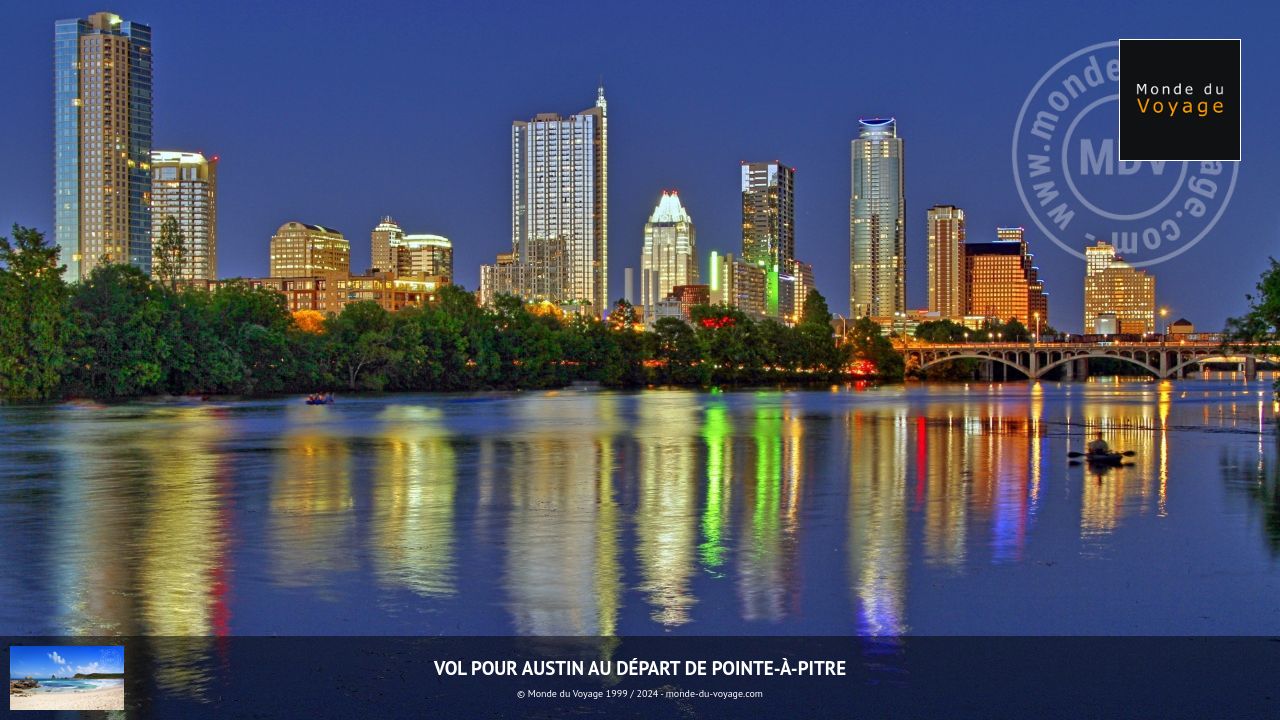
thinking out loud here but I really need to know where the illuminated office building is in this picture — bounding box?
[964,229,1049,327]
[926,205,965,319]
[850,117,905,318]
[397,235,453,280]
[370,217,453,282]
[641,191,697,319]
[741,162,795,270]
[741,162,796,319]
[370,216,404,272]
[150,150,217,281]
[1083,240,1155,334]
[484,86,608,314]
[54,11,153,280]
[269,221,349,277]
[708,251,767,319]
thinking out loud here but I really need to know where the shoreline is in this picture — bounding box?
[9,684,125,711]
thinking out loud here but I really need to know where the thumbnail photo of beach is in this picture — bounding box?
[9,645,124,711]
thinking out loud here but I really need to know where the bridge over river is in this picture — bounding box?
[903,335,1278,380]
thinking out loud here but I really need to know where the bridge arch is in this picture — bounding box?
[1035,353,1162,379]
[913,352,1032,378]
[1166,353,1280,377]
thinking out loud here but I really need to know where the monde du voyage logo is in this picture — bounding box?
[1012,40,1240,266]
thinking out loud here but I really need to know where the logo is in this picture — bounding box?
[1012,41,1237,267]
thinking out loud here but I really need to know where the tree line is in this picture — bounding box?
[0,226,893,402]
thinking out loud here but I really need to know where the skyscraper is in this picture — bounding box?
[55,11,153,280]
[741,162,795,270]
[641,191,697,318]
[490,86,608,314]
[926,205,965,319]
[1083,240,1155,334]
[150,151,217,282]
[964,229,1049,327]
[849,117,905,319]
[269,222,349,277]
[370,216,404,272]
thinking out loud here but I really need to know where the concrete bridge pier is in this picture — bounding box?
[1245,357,1258,380]
[1073,358,1089,381]
[980,360,994,381]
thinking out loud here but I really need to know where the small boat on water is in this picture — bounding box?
[305,392,335,405]
[1084,452,1124,466]
[1067,449,1132,466]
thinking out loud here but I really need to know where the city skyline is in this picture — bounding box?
[3,2,1275,332]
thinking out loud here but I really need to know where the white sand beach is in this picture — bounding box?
[10,684,125,711]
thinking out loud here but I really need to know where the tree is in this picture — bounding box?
[292,309,326,334]
[607,298,641,331]
[1226,258,1280,388]
[206,281,298,394]
[848,316,903,380]
[913,319,969,343]
[0,225,73,401]
[152,215,186,291]
[801,288,832,327]
[64,264,173,398]
[796,289,847,377]
[691,304,764,384]
[324,301,401,390]
[649,317,708,385]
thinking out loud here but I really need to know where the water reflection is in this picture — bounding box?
[1221,444,1280,556]
[270,410,355,589]
[370,405,456,598]
[48,406,232,697]
[503,396,621,636]
[634,394,699,627]
[847,409,908,637]
[2,377,1277,642]
[736,399,804,623]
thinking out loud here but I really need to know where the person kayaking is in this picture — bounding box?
[1086,432,1111,457]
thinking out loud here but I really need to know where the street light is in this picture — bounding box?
[1159,306,1171,377]
[1033,311,1041,341]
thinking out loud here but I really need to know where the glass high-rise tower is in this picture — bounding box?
[849,117,905,319]
[55,11,153,280]
[501,86,608,315]
[740,162,795,270]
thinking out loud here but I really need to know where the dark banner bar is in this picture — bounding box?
[7,637,1280,718]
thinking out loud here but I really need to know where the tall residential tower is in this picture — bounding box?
[849,118,905,319]
[741,162,797,319]
[926,205,965,319]
[150,151,217,281]
[55,11,154,280]
[486,86,608,314]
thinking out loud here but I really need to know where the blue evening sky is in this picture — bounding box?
[9,645,123,679]
[2,1,1277,331]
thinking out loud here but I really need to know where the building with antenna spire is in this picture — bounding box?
[481,85,609,315]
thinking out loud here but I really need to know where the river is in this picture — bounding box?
[2,375,1278,639]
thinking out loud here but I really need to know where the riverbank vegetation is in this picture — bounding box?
[1225,257,1280,388]
[0,226,883,402]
